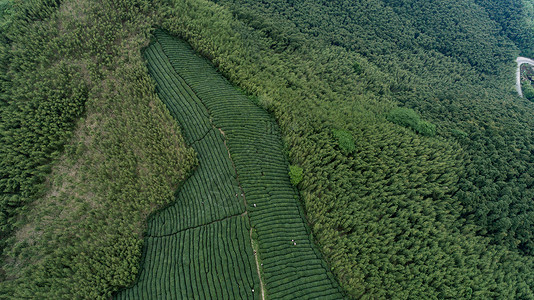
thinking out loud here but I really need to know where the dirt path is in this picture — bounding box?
[250,228,266,300]
[217,125,266,300]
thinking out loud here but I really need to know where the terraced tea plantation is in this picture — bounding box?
[114,30,344,299]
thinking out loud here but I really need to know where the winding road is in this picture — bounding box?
[516,57,534,97]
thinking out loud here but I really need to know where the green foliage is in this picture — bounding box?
[159,0,534,297]
[0,0,86,256]
[451,128,468,138]
[415,120,436,137]
[475,0,534,57]
[332,129,355,154]
[118,217,257,300]
[387,107,436,136]
[0,0,11,26]
[289,165,304,186]
[387,107,421,128]
[522,81,534,101]
[118,32,341,299]
[352,61,362,74]
[0,0,196,298]
[2,0,534,298]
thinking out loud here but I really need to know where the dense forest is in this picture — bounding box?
[0,0,197,298]
[1,0,534,298]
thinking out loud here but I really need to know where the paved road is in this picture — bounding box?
[516,57,534,97]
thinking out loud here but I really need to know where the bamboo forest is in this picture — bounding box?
[1,0,534,299]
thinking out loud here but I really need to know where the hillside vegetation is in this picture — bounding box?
[0,0,196,298]
[1,0,534,298]
[163,0,534,296]
[117,31,342,299]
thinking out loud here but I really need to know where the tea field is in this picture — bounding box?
[115,30,344,299]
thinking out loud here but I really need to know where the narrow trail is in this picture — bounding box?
[218,118,265,300]
[516,57,534,97]
[250,228,265,300]
[146,212,243,238]
[178,66,266,299]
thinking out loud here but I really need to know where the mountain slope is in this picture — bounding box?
[1,0,534,298]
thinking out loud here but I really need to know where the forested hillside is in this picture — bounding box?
[0,0,197,298]
[475,0,534,57]
[1,0,534,298]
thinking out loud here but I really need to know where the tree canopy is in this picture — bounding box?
[1,0,534,298]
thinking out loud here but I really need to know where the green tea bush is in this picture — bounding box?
[289,165,304,186]
[387,107,436,136]
[332,129,355,154]
[415,120,436,137]
[387,107,421,128]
